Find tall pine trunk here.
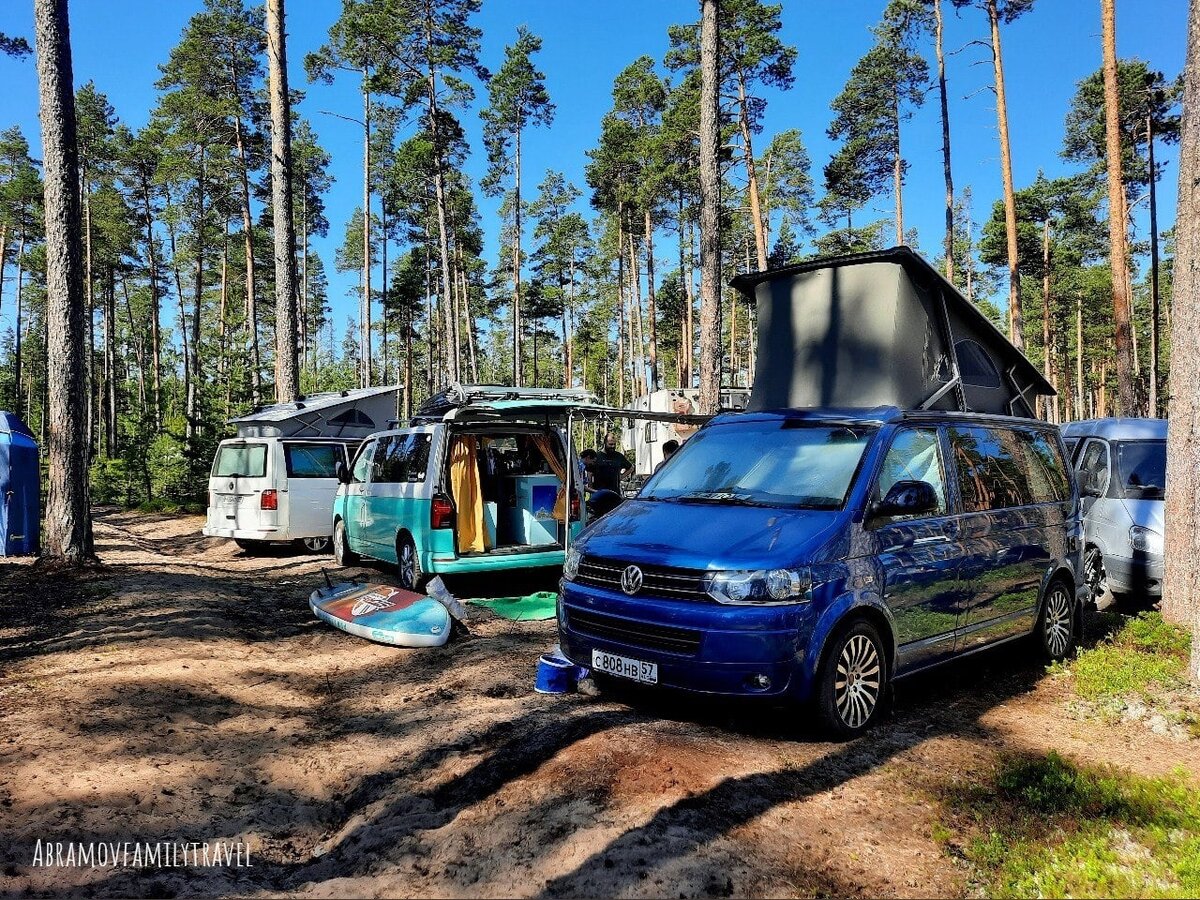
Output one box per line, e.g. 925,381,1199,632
185,146,205,457
511,122,523,386
361,76,372,387
644,207,660,391
1148,112,1162,417
35,0,94,560
698,0,723,414
1101,0,1136,415
988,0,1024,351
425,46,459,388
140,183,162,430
267,0,299,403
13,232,24,417
934,0,955,281
736,71,768,271
231,58,260,406
1161,0,1200,655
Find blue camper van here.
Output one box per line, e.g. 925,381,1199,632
558,249,1084,737
559,408,1083,736
0,412,39,556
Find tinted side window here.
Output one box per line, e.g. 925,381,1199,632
376,433,433,484
284,443,344,478
948,426,1035,512
874,428,948,517
1018,430,1069,503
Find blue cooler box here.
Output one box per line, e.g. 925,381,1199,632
506,475,560,545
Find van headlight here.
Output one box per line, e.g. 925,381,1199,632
1129,526,1163,555
563,546,583,581
705,568,811,605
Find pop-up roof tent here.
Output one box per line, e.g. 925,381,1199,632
730,246,1053,417
0,411,39,556
229,385,401,438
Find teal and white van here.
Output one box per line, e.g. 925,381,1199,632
331,385,593,589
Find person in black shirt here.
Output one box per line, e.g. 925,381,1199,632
591,432,632,493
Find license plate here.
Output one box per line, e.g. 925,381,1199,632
591,649,658,684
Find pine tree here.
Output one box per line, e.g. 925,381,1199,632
953,0,1035,351
482,26,554,387
34,0,95,561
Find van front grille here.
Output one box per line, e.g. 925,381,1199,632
576,556,710,602
566,608,702,656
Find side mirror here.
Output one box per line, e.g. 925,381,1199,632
872,480,939,520
335,460,351,485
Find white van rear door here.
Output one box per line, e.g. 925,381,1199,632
211,441,271,531
281,442,346,539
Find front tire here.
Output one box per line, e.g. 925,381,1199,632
333,519,359,567
1037,579,1076,661
1084,547,1114,608
396,534,425,591
815,619,888,739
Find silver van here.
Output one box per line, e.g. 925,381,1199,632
1061,418,1166,603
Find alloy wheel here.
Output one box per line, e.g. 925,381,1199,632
835,633,882,729
1044,585,1073,657
399,542,416,589
1084,549,1108,602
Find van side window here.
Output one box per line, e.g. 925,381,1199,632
1077,439,1110,496
376,433,433,483
284,443,344,478
1017,430,1069,503
874,428,947,517
351,441,376,484
948,426,1035,512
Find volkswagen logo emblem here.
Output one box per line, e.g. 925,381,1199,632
621,565,643,595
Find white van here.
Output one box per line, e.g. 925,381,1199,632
204,437,360,553
202,386,401,554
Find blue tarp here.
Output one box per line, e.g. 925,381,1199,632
0,412,39,556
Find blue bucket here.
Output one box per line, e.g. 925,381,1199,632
535,651,585,694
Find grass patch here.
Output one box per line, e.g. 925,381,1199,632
945,751,1200,898
1057,612,1189,702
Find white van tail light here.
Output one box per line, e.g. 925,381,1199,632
260,489,279,511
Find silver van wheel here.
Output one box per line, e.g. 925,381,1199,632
835,634,882,730
1084,548,1112,607
1043,583,1073,658
397,536,423,590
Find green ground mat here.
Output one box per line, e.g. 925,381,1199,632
464,591,558,621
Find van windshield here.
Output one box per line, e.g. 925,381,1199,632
641,421,876,509
213,443,267,478
1115,440,1166,499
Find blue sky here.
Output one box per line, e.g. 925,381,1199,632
0,0,1187,342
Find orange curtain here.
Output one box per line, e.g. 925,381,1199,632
530,433,569,521
449,435,488,552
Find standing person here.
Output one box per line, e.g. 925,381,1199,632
655,439,680,473
591,433,632,493
579,448,597,488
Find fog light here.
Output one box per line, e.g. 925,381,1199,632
747,674,772,690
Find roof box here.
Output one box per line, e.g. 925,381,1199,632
730,246,1053,418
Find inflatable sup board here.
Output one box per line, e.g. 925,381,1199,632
309,581,451,648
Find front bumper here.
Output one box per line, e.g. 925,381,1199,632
1104,552,1164,597
558,581,813,699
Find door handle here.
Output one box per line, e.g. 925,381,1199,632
912,535,950,546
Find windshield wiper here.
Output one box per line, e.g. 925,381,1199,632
676,490,756,505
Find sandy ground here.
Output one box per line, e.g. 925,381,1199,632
1,508,1198,898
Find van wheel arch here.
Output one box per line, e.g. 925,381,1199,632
818,606,896,679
